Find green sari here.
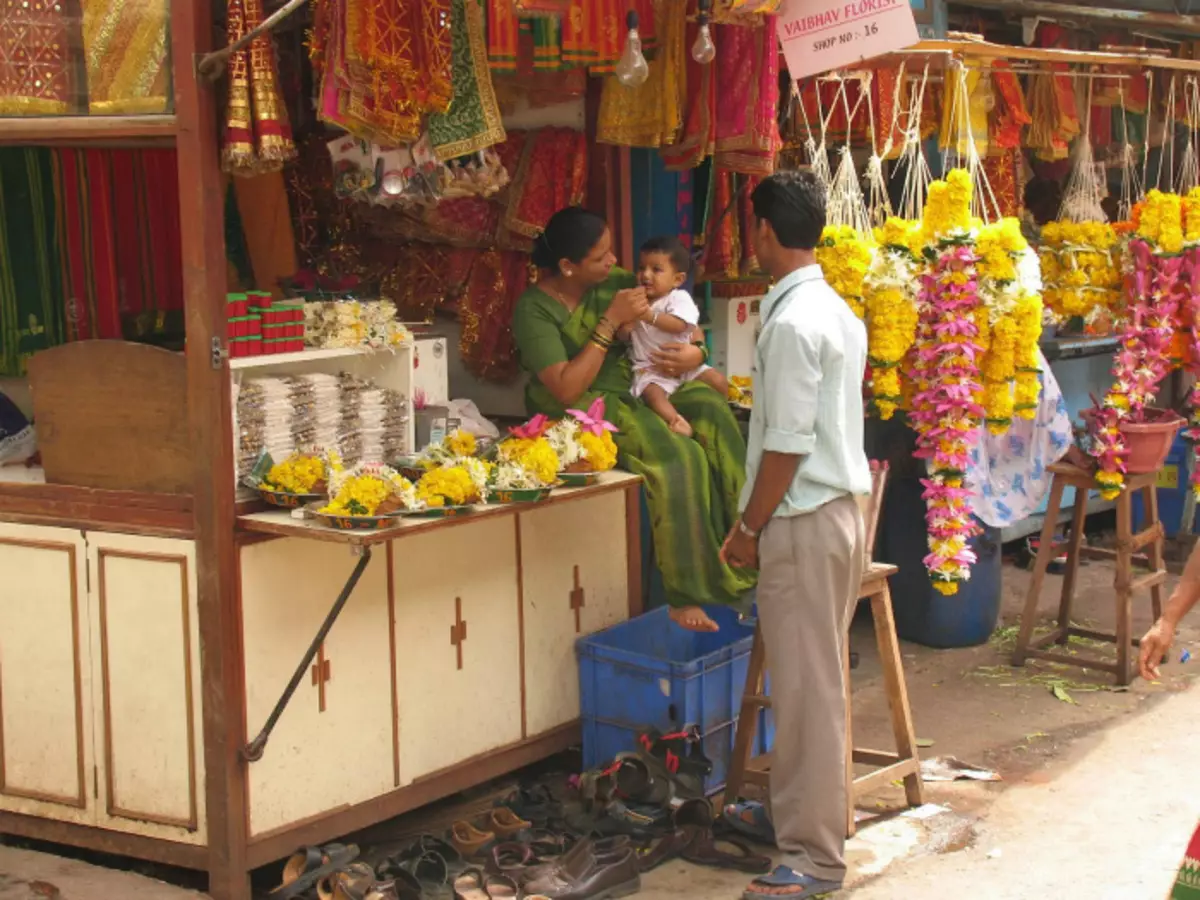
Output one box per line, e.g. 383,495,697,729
511,270,756,608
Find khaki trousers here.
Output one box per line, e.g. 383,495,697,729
756,494,865,882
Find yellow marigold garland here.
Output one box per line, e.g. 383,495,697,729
816,224,872,319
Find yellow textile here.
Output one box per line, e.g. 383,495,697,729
596,0,685,148
939,64,991,158
80,0,170,114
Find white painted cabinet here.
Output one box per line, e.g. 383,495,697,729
240,538,394,837
0,525,204,845
518,492,630,737
87,533,205,844
0,524,93,826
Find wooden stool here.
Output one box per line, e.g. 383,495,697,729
1012,462,1167,686
724,464,924,838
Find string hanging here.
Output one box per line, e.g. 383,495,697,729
1059,76,1106,223
897,63,933,221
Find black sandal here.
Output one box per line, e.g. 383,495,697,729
680,826,772,874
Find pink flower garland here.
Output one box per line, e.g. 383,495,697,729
1090,239,1185,498
908,243,986,595
1184,247,1200,495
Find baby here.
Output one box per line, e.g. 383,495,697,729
626,236,728,437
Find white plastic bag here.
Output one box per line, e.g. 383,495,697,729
448,398,499,440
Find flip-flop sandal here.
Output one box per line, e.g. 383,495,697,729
317,862,378,900
450,821,496,859
452,868,489,900
483,842,533,878
742,865,842,899
484,874,519,899
399,851,453,900
378,871,422,900
397,835,467,877
722,800,777,846
681,826,772,874
270,843,361,900
634,829,692,873
487,808,532,840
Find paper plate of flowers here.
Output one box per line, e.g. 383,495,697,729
488,422,561,503
404,456,491,517
311,463,419,530
257,450,336,508
543,399,620,487
398,429,483,480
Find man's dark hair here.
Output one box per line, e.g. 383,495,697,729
750,170,825,250
639,235,691,275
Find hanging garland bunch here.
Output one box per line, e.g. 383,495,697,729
864,217,922,419
816,224,873,319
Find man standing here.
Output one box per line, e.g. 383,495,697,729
721,170,871,899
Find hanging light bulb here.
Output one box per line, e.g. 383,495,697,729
692,0,716,64
615,9,649,87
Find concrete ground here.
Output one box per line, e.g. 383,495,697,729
2,555,1198,899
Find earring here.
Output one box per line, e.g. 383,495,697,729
565,269,574,277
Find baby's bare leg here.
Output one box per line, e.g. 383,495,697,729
696,367,729,397
642,383,693,437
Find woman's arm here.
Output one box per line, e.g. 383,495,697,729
1139,542,1200,679
536,316,618,406
650,328,707,377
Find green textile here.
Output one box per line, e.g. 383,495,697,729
0,147,63,376
1174,823,1200,899
428,0,507,161
512,270,757,608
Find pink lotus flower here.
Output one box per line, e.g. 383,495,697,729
568,397,618,437
509,414,550,439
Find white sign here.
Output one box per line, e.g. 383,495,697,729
777,0,919,81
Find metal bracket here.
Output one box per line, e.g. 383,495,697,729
211,337,228,370
242,545,373,762
197,0,310,81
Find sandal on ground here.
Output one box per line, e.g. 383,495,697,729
270,843,360,900
742,865,842,899
488,807,532,840
396,834,467,877
721,800,777,846
483,842,533,878
452,868,490,900
637,727,712,800
483,874,519,898
317,862,378,900
615,756,674,805
494,784,557,827
398,851,453,900
450,821,496,859
672,797,714,829
681,826,772,874
634,829,693,873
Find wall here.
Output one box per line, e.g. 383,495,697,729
0,378,32,417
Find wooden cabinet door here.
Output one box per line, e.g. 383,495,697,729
518,491,630,737
86,532,206,844
241,538,394,836
391,516,523,784
0,523,93,825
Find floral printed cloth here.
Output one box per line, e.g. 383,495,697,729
966,349,1074,528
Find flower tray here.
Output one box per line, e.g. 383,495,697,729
488,486,554,504
398,505,475,519
260,488,323,509
557,471,598,487
306,503,396,530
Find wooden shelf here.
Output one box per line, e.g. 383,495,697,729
229,345,411,370
0,115,177,145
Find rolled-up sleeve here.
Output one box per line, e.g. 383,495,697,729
761,321,821,455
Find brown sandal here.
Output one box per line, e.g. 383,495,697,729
680,826,772,874
450,821,495,858
270,843,360,900
487,807,531,840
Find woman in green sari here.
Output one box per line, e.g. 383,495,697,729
511,207,755,631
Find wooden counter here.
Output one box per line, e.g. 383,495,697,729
0,472,643,870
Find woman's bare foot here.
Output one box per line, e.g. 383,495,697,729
669,605,719,632
669,415,694,438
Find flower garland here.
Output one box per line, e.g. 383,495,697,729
976,218,1037,434
415,457,492,507
908,170,985,596
418,429,480,468
1091,191,1188,499
1182,188,1200,495
816,224,873,319
321,463,419,516
498,436,560,485
1038,221,1122,325
262,451,328,494
864,218,921,420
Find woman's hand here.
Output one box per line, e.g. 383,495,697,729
651,342,704,379
1139,617,1176,680
606,287,650,326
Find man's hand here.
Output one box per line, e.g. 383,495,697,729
1139,617,1176,680
720,521,758,570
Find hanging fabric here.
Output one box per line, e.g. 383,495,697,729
428,0,507,161
712,17,781,175
596,0,685,148
0,148,64,376
223,0,297,175
660,18,716,170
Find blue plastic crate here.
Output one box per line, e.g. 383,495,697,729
1133,434,1193,537
576,604,773,796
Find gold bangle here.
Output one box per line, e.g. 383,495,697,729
590,340,610,353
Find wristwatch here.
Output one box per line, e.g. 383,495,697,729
737,518,760,539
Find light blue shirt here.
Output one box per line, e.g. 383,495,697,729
740,264,872,518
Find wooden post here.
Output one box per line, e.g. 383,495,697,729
173,1,249,897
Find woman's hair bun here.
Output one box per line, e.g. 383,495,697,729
532,206,608,270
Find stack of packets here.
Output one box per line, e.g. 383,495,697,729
303,298,412,351
236,372,410,480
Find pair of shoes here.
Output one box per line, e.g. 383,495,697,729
451,809,532,858
637,824,770,875
495,784,560,828
450,869,519,899
319,861,416,900
742,865,842,898
269,844,360,900
375,837,466,900
483,831,579,879
521,837,640,900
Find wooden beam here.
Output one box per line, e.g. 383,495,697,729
172,2,248,899
961,0,1200,38
0,115,177,145
887,37,1200,73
